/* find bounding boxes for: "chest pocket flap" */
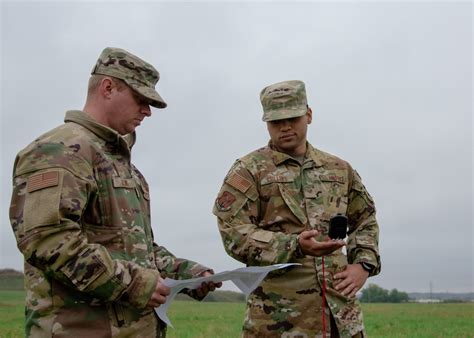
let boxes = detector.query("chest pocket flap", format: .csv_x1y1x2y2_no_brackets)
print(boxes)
261,172,308,225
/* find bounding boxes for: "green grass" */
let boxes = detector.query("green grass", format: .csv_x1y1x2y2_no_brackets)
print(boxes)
363,303,474,338
166,301,245,338
0,291,473,337
0,291,25,338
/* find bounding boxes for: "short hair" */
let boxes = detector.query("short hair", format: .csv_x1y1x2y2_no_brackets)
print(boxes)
87,74,127,96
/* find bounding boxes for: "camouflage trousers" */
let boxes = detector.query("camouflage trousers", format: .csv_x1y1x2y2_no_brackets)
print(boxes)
240,259,366,338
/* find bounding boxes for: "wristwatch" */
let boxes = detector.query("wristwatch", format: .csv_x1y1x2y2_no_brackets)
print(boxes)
294,234,306,258
359,262,375,274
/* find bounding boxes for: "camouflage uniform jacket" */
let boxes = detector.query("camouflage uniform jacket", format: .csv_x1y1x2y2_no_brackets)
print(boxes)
9,110,209,337
213,142,380,337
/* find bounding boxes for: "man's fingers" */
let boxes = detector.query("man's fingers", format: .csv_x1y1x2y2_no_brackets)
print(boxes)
155,294,167,304
300,229,319,240
146,279,172,308
156,283,171,296
208,284,215,292
333,270,347,280
312,240,345,256
332,263,369,297
335,277,350,291
348,288,358,298
194,282,213,299
202,282,211,293
320,241,344,249
341,284,357,297
195,288,205,299
148,293,167,308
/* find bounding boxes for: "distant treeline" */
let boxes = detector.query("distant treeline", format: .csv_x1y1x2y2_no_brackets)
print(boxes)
360,283,473,303
408,291,473,302
0,269,24,291
360,284,409,303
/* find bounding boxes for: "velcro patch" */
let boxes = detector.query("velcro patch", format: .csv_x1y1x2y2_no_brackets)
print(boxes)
112,177,136,189
319,175,345,184
226,173,252,193
27,171,59,193
215,191,236,212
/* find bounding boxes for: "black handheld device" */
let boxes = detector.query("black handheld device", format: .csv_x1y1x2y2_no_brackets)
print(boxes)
328,214,347,239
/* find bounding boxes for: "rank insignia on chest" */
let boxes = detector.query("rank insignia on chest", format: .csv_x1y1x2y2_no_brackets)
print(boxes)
216,191,236,212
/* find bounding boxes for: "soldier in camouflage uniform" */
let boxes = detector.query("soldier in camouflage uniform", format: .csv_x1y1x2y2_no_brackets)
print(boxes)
213,80,380,337
9,47,220,337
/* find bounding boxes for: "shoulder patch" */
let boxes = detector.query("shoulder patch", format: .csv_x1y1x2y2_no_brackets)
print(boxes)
226,173,252,194
27,171,59,193
215,191,237,212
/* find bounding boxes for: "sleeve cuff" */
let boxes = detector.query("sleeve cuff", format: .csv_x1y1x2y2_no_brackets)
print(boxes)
127,268,161,309
352,249,380,277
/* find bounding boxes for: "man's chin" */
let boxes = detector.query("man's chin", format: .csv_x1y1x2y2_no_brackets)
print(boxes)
274,143,297,154
126,125,138,133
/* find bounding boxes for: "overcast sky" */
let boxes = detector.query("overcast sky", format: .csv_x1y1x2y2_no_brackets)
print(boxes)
1,1,472,294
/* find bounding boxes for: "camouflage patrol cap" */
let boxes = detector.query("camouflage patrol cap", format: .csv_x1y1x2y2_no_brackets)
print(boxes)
91,47,167,108
260,80,307,122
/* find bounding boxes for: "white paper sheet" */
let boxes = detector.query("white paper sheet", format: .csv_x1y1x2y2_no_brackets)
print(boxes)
154,263,300,327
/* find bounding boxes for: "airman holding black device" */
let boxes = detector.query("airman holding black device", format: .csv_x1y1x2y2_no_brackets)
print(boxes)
329,213,348,240
214,80,380,337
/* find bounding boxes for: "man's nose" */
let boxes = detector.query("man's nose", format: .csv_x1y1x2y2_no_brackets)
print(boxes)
280,120,292,130
141,105,152,117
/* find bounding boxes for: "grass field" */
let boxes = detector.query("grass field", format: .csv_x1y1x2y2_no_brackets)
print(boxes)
1,291,472,337
0,291,25,338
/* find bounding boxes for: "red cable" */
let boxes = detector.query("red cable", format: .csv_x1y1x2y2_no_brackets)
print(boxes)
321,255,327,338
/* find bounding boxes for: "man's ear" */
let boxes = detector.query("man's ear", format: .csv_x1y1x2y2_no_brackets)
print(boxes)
99,77,114,99
307,107,313,125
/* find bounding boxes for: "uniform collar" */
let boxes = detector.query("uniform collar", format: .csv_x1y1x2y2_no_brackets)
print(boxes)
64,110,136,149
268,141,293,166
306,143,326,168
268,141,325,168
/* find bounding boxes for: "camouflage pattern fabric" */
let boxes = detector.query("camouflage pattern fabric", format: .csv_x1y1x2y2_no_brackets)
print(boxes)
213,142,380,337
260,80,308,122
92,47,167,109
9,110,209,337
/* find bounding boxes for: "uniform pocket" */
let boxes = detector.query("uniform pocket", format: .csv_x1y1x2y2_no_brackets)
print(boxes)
250,230,273,243
84,224,124,254
62,248,107,292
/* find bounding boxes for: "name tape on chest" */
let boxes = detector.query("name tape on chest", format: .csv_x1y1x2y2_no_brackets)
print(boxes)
319,174,345,184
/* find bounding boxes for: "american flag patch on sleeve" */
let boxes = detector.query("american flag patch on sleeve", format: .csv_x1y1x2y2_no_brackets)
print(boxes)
226,173,252,194
27,171,60,193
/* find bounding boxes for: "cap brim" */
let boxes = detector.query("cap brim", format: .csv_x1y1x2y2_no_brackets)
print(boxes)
262,107,307,122
127,81,167,109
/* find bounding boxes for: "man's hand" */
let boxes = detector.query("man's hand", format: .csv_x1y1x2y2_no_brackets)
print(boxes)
193,271,223,299
333,263,369,297
298,230,345,257
146,277,171,308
